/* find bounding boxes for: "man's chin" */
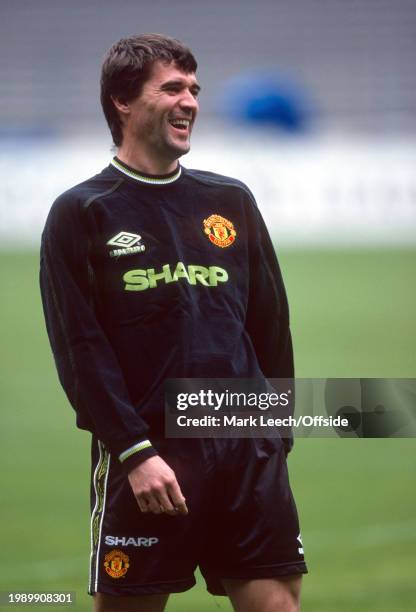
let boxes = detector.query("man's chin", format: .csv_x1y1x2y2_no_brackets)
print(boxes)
168,140,191,159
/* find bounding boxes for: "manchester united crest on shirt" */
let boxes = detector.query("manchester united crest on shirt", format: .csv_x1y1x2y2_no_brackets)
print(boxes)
104,549,130,579
203,214,237,248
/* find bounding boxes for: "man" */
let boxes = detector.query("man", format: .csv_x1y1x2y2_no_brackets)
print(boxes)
40,34,307,611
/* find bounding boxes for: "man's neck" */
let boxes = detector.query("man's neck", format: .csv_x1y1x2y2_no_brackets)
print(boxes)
116,143,178,176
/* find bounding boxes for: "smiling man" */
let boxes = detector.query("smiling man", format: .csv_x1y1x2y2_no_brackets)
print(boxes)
40,34,307,611
106,58,200,174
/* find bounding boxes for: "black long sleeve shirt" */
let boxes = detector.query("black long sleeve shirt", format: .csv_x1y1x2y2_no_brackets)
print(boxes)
40,158,294,473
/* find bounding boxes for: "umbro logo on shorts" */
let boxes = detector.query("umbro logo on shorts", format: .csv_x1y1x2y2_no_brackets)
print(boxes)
105,535,159,547
107,231,146,258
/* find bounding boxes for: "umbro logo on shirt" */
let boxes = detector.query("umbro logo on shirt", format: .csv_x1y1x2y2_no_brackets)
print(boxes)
107,231,146,258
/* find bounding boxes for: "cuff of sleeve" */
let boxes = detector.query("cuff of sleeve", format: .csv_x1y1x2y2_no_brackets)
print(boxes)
282,436,294,457
118,440,158,476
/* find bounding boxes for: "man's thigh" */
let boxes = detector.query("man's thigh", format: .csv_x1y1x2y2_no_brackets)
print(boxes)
93,592,169,612
222,575,302,612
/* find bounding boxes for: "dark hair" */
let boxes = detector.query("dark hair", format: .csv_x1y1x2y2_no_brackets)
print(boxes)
100,33,198,147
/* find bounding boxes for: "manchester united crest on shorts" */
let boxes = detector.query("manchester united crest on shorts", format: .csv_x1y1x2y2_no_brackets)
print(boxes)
104,549,130,579
203,214,237,248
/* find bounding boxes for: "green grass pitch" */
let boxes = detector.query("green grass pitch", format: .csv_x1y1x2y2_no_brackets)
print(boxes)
1,249,415,611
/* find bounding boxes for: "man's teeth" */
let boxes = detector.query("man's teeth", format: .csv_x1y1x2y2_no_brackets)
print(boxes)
170,119,190,129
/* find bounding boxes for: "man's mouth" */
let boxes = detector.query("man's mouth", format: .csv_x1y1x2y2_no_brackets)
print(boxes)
168,118,191,132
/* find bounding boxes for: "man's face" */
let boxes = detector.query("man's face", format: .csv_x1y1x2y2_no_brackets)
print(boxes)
121,60,200,162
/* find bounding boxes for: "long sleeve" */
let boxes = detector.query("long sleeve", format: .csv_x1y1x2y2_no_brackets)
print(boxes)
40,192,157,472
245,204,295,453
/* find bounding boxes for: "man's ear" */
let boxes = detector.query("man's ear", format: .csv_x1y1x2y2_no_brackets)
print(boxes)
111,96,130,115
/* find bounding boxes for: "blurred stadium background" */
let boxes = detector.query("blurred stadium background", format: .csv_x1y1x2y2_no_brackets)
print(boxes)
1,1,415,610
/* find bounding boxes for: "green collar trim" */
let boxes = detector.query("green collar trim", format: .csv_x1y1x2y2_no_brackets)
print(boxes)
111,158,182,185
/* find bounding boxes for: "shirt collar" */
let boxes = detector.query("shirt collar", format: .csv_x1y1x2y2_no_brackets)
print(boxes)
110,157,182,185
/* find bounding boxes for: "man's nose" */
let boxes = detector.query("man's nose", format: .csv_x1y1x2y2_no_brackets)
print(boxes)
179,89,199,113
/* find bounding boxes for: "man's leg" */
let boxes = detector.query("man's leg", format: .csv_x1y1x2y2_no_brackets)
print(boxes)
222,575,302,612
93,592,169,612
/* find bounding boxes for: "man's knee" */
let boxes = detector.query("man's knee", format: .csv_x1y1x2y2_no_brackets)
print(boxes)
93,592,169,612
256,583,300,612
263,588,300,612
223,575,302,612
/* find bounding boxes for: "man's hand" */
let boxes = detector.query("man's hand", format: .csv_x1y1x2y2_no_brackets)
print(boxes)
127,455,188,516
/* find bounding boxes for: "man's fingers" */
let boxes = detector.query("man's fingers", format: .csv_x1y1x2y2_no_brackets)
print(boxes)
167,480,188,515
156,491,177,516
143,487,188,516
137,493,162,514
137,484,188,516
146,495,163,514
137,490,180,516
174,500,189,515
137,496,149,513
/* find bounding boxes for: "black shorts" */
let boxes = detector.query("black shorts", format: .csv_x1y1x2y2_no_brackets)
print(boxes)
88,436,307,596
